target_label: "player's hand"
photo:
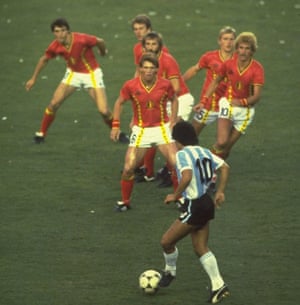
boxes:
[231,98,241,106]
[214,191,225,208]
[25,79,35,91]
[164,194,176,204]
[110,128,120,142]
[193,102,205,112]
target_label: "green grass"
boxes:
[1,0,300,304]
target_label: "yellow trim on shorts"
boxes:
[82,55,97,88]
[135,127,144,148]
[239,107,250,133]
[160,123,170,144]
[89,70,97,88]
[65,70,74,85]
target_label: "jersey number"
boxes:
[196,157,213,183]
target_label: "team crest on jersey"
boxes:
[70,57,76,65]
[147,100,154,109]
[236,81,243,90]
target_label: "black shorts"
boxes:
[178,193,215,230]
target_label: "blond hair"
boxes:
[235,32,258,52]
[218,26,236,39]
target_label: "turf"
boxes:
[0,0,299,304]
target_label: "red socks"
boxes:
[39,107,55,135]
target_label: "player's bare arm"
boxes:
[231,85,263,107]
[169,95,179,127]
[110,96,124,142]
[182,64,200,81]
[96,37,107,56]
[164,169,192,204]
[193,75,223,112]
[214,162,229,208]
[25,55,49,91]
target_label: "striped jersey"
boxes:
[176,145,225,199]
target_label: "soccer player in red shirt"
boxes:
[183,26,237,135]
[194,32,265,160]
[131,14,169,77]
[110,54,179,212]
[25,18,128,144]
[139,32,194,187]
[131,15,171,184]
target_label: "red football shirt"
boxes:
[198,50,236,111]
[219,57,265,100]
[133,42,169,65]
[157,51,190,97]
[45,32,100,73]
[120,77,175,127]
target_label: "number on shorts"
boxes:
[195,109,205,120]
[220,106,229,118]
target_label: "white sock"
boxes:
[200,251,224,290]
[163,247,178,276]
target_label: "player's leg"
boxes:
[221,107,254,159]
[159,219,193,286]
[89,87,111,123]
[34,83,76,143]
[116,147,147,211]
[222,128,242,159]
[157,142,178,191]
[192,223,229,303]
[192,119,206,136]
[136,146,156,182]
[211,117,233,159]
[89,87,129,143]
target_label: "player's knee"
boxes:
[122,169,135,180]
[160,235,174,252]
[194,245,209,257]
[48,104,58,113]
[100,111,111,118]
[216,138,228,149]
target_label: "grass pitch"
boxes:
[1,0,299,304]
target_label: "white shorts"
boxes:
[218,97,255,134]
[193,109,218,125]
[61,68,105,89]
[129,123,174,148]
[167,93,194,121]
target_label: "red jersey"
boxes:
[157,51,190,97]
[45,32,100,73]
[198,50,236,111]
[120,77,175,127]
[219,57,264,100]
[133,42,169,65]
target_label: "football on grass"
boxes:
[139,269,161,295]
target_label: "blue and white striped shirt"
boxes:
[176,145,224,199]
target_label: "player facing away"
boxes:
[25,18,129,144]
[158,121,230,304]
[194,32,264,160]
[183,26,236,136]
[110,54,179,212]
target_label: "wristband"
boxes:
[112,119,120,129]
[202,96,209,104]
[240,98,248,107]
